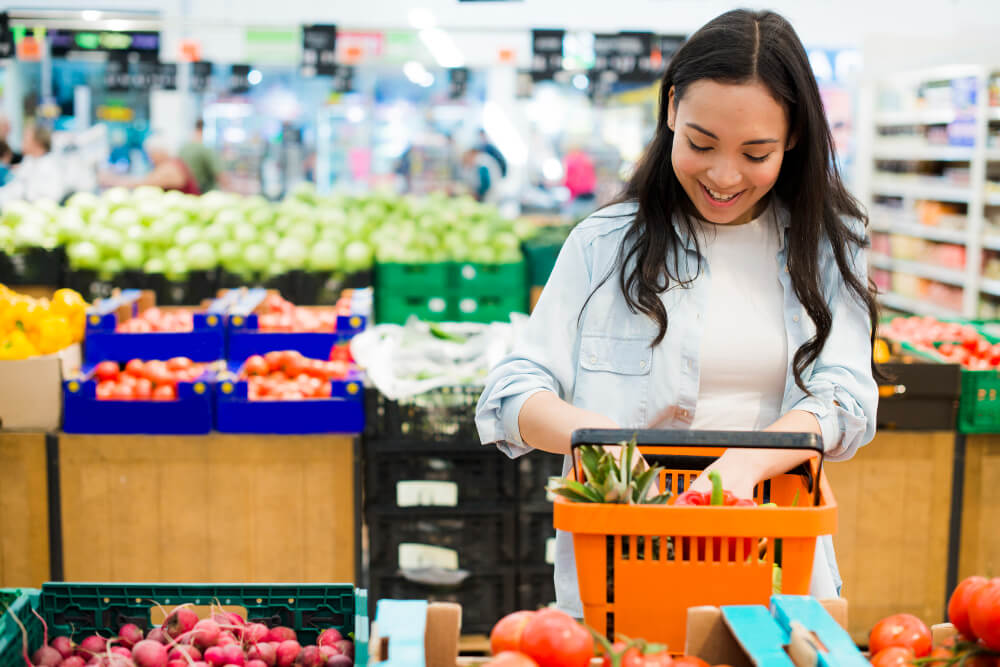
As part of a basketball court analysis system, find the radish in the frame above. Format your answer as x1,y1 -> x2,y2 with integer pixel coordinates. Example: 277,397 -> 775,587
215,633 -> 239,648
203,648 -> 226,667
169,646 -> 202,662
112,648 -> 132,658
78,635 -> 109,659
52,636 -> 75,659
31,645 -> 62,667
316,647 -> 337,661
292,646 -> 322,667
219,645 -> 244,667
275,641 -> 300,667
63,657 -> 87,667
132,639 -> 169,667
168,661 -> 188,667
316,630 -> 342,649
333,642 -> 352,660
264,628 -> 296,644
325,657 -> 351,667
248,661 -> 267,667
163,608 -> 199,640
147,629 -> 168,644
247,644 -> 275,666
191,620 -> 221,651
242,624 -> 268,647
119,624 -> 145,649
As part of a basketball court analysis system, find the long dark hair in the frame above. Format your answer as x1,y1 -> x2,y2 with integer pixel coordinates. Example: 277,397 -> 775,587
605,8 -> 881,392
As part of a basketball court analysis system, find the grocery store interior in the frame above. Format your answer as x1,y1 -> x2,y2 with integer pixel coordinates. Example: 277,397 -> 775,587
1,1 -> 1000,666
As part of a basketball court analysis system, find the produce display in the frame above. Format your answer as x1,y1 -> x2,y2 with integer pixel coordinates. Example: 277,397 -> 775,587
0,184 -> 538,284
92,358 -> 208,401
4,603 -> 355,667
0,285 -> 88,359
253,294 -> 342,334
238,351 -> 352,400
115,308 -> 195,333
882,315 -> 1000,369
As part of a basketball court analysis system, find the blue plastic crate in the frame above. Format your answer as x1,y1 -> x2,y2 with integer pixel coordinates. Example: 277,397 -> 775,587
84,289 -> 236,364
63,367 -> 215,434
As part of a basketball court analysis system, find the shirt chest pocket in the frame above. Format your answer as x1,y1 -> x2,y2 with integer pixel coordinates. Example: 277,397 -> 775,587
573,335 -> 652,424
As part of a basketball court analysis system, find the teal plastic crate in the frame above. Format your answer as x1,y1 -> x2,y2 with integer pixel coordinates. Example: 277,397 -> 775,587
0,589 -> 41,667
376,294 -> 452,324
0,584 -> 367,667
453,293 -> 527,323
452,261 -> 526,294
375,263 -> 451,291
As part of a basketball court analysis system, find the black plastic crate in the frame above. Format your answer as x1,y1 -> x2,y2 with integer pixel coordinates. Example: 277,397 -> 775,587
364,439 -> 517,509
517,510 -> 556,567
517,451 -> 565,505
5,247 -> 66,285
364,386 -> 481,442
368,510 -> 517,570
369,569 -> 516,634
517,566 -> 556,611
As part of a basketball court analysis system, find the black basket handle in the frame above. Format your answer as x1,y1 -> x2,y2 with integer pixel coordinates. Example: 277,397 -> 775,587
569,428 -> 825,507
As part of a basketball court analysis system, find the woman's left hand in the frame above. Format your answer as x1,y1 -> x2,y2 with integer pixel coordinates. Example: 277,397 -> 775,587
684,449 -> 759,499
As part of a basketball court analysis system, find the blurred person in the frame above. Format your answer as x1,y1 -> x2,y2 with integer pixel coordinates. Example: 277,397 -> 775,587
0,140 -> 13,186
563,143 -> 598,219
99,133 -> 201,194
0,113 -> 22,164
0,123 -> 71,204
461,146 -> 504,203
179,119 -> 224,193
477,128 -> 507,178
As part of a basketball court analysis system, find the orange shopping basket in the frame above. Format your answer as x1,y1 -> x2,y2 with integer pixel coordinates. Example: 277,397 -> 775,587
552,428 -> 837,651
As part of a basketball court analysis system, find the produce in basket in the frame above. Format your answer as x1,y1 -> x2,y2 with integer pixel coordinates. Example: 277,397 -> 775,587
545,437 -> 671,505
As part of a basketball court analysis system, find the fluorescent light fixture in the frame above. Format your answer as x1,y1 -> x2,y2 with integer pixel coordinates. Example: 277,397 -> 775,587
106,19 -> 129,32
419,28 -> 464,68
81,10 -> 101,21
248,69 -> 263,85
572,74 -> 589,90
403,61 -> 434,87
408,8 -> 436,30
542,157 -> 563,181
347,106 -> 365,123
483,101 -> 527,166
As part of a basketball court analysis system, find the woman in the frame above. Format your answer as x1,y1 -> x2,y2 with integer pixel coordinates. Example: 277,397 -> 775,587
476,9 -> 879,617
99,133 -> 200,194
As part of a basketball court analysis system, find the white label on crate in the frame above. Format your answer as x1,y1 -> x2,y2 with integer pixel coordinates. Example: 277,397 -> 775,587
459,298 -> 477,313
461,264 -> 477,281
545,537 -> 556,565
428,297 -> 447,313
399,543 -> 460,570
396,480 -> 459,507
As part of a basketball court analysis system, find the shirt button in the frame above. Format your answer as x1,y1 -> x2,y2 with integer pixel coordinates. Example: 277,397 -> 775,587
639,360 -> 647,369
793,315 -> 799,323
589,355 -> 597,364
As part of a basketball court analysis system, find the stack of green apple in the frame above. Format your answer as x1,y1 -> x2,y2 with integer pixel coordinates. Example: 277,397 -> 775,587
0,182 -> 539,283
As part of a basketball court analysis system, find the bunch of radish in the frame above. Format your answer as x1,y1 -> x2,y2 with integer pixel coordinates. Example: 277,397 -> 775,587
11,604 -> 355,667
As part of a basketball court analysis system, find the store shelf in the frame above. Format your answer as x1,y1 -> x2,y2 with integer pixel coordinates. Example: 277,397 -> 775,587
869,253 -> 966,286
874,109 -> 956,126
987,192 -> 1000,206
871,177 -> 971,203
983,236 -> 1000,251
990,108 -> 1000,121
872,143 -> 974,161
879,291 -> 963,319
986,149 -> 1000,161
869,218 -> 966,244
980,278 -> 1000,297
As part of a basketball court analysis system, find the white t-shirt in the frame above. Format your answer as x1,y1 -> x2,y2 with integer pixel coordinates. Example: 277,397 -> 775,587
691,206 -> 787,430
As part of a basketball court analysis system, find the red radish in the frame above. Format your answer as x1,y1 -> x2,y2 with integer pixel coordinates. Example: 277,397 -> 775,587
203,648 -> 226,667
191,620 -> 221,651
275,641 -> 301,667
169,647 -> 202,662
316,647 -> 337,661
132,639 -> 168,667
215,633 -> 239,648
247,644 -> 275,666
118,624 -> 145,649
112,648 -> 132,658
52,636 -> 75,659
219,646 -> 244,667
168,661 -> 188,667
325,657 -> 351,667
164,608 -> 199,640
32,645 -> 62,667
332,642 -> 352,660
293,646 -> 322,667
147,628 -> 168,644
265,628 -> 296,644
242,624 -> 268,647
248,661 -> 267,667
63,656 -> 87,667
78,635 -> 109,658
316,630 -> 342,649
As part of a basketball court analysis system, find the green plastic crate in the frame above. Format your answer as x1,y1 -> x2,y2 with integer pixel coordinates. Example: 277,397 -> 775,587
376,294 -> 452,324
0,584 -> 367,667
903,340 -> 1000,433
452,261 -> 526,294
0,589 -> 42,667
454,293 -> 527,323
375,263 -> 451,291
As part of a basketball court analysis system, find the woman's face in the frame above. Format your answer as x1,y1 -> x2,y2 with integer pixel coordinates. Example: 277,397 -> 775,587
668,79 -> 792,225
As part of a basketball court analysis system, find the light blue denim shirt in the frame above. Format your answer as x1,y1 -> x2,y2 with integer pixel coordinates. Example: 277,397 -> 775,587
476,200 -> 877,615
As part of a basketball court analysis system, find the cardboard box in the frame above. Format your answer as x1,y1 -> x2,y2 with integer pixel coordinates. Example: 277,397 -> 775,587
0,343 -> 81,430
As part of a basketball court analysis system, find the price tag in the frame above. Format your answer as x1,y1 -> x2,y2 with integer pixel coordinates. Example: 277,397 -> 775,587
302,24 -> 338,76
531,29 -> 564,82
396,480 -> 459,507
398,543 -> 459,570
545,537 -> 557,565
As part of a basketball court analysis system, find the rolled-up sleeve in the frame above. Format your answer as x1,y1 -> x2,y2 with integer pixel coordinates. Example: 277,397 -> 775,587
791,230 -> 878,461
476,228 -> 592,458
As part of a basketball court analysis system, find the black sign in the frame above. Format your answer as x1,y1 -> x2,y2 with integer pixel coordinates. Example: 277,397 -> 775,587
103,52 -> 131,92
447,67 -> 469,100
229,64 -> 251,94
154,62 -> 177,90
49,29 -> 160,60
131,59 -> 157,90
591,31 -> 666,87
191,61 -> 213,93
531,29 -> 564,82
302,24 -> 338,76
0,13 -> 12,60
331,65 -> 354,93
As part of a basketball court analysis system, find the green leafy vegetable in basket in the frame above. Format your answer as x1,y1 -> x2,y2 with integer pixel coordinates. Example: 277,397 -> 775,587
547,436 -> 672,504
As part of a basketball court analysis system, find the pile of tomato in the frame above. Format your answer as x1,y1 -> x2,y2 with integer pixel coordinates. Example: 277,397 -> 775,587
239,350 -> 352,401
92,358 -> 207,401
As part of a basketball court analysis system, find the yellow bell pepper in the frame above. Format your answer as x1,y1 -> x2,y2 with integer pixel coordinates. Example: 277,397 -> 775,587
0,329 -> 39,360
36,315 -> 72,354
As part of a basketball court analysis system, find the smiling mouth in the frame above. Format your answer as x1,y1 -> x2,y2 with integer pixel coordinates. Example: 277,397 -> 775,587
701,183 -> 744,202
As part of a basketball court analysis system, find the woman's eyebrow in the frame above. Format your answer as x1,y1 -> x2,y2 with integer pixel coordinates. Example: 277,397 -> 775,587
685,122 -> 779,145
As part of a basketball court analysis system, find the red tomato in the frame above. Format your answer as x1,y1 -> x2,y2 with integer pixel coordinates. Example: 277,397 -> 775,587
950,576 -> 990,641
244,355 -> 269,377
152,385 -> 176,401
925,647 -> 954,667
485,652 -> 538,667
96,380 -> 116,400
134,378 -> 153,401
969,578 -> 1000,651
144,360 -> 175,387
265,351 -> 286,372
490,611 -> 535,656
95,361 -> 120,382
315,381 -> 332,399
111,382 -> 135,401
869,614 -> 932,657
870,647 -> 915,667
125,359 -> 145,377
117,372 -> 137,388
282,351 -> 308,377
166,356 -> 193,371
939,343 -> 955,355
519,608 -> 593,667
600,644 -> 643,667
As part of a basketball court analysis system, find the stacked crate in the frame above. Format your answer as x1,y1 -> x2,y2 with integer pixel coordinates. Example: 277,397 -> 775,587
514,451 -> 564,611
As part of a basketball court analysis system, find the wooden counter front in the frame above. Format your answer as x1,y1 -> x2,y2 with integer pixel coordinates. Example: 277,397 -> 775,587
959,435 -> 1000,580
0,432 -> 50,588
59,433 -> 356,583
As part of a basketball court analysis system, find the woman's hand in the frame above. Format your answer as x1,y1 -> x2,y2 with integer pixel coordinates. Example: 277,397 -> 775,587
685,449 -> 759,499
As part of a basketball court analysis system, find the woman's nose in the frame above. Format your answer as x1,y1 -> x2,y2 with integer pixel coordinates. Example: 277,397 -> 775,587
706,158 -> 742,190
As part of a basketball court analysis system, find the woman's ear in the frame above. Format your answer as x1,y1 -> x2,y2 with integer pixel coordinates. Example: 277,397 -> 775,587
666,86 -> 677,132
785,131 -> 798,151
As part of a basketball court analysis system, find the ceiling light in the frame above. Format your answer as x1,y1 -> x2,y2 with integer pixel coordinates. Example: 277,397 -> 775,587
408,8 -> 436,30
419,28 -> 464,69
248,69 -> 263,85
572,74 -> 589,90
81,10 -> 101,21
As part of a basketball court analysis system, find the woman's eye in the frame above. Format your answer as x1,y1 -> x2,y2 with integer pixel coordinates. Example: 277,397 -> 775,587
745,153 -> 770,163
687,139 -> 711,152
